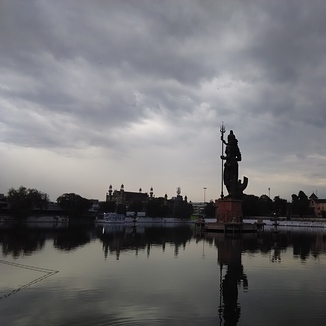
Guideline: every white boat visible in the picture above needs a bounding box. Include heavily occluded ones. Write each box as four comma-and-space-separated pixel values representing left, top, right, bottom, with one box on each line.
95, 213, 129, 224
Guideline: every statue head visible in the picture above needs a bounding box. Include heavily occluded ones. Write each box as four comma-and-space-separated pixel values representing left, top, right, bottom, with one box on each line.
228, 130, 237, 144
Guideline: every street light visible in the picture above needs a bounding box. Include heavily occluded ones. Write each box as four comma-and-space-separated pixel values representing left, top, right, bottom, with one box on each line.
202, 187, 207, 219
203, 187, 207, 203
268, 187, 271, 198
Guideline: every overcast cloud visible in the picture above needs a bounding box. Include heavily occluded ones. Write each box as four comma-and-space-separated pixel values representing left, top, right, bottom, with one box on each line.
1, 0, 326, 202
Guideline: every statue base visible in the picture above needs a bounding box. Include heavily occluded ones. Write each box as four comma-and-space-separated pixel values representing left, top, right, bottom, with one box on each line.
215, 198, 243, 223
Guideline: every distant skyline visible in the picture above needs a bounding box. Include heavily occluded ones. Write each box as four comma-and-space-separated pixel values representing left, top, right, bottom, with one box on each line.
1, 1, 326, 202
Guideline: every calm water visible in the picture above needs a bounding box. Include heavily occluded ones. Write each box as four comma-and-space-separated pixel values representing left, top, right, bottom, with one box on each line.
1, 223, 326, 326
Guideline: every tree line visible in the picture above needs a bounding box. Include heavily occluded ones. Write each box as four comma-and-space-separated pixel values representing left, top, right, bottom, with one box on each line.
1, 186, 315, 220
1, 186, 194, 219
203, 191, 312, 218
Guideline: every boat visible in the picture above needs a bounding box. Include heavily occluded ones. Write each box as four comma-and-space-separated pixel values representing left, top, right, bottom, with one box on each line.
95, 213, 129, 224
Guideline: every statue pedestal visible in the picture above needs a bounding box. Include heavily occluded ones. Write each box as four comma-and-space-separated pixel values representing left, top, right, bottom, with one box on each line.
215, 198, 243, 223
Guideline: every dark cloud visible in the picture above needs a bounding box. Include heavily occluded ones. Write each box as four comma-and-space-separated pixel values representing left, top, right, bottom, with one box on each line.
1, 0, 326, 200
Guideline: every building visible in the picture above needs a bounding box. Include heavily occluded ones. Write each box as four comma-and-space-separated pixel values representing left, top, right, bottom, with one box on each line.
106, 184, 154, 206
309, 193, 326, 218
104, 185, 192, 218
191, 202, 206, 216
0, 194, 9, 214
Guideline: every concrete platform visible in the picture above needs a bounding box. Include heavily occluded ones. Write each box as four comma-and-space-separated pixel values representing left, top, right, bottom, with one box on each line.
204, 222, 258, 233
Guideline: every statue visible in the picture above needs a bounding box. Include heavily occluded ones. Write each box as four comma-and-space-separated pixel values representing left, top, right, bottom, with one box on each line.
221, 129, 248, 198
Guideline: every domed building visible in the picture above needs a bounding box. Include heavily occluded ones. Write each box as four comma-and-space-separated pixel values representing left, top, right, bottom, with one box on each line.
106, 184, 152, 206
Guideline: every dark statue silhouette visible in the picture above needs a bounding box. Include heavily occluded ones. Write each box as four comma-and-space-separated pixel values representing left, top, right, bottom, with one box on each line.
221, 130, 248, 198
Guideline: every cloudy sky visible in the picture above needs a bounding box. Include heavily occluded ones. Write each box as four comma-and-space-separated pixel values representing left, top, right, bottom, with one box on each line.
1, 0, 326, 203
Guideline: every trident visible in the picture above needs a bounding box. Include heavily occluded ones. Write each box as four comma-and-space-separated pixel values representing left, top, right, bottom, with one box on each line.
220, 122, 226, 198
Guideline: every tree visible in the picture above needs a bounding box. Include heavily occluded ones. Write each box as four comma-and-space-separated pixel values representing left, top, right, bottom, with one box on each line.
242, 194, 260, 216
116, 203, 126, 215
173, 200, 193, 219
57, 193, 92, 218
204, 201, 216, 218
258, 195, 273, 216
145, 198, 174, 218
7, 186, 49, 219
272, 196, 287, 216
99, 201, 116, 213
146, 198, 163, 217
128, 200, 143, 214
291, 190, 310, 217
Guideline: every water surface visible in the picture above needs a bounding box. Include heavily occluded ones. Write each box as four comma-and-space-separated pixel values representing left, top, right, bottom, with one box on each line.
1, 224, 326, 325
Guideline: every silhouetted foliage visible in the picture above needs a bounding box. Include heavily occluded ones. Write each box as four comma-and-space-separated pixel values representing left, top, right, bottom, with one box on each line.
204, 201, 216, 218
242, 194, 260, 216
242, 194, 287, 217
57, 193, 92, 218
161, 204, 170, 217
128, 200, 143, 214
7, 186, 49, 219
116, 203, 126, 215
99, 201, 116, 213
258, 195, 273, 216
291, 190, 310, 217
273, 196, 287, 216
173, 200, 192, 219
146, 198, 165, 217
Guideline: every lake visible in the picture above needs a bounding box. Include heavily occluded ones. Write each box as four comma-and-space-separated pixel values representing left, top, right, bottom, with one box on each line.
1, 223, 326, 326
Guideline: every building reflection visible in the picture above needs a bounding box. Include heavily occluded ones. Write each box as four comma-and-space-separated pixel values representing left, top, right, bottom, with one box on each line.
1, 223, 326, 265
96, 224, 193, 260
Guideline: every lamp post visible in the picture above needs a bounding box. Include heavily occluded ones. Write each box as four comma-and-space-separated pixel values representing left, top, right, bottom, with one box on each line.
268, 187, 271, 198
220, 122, 226, 198
203, 187, 207, 219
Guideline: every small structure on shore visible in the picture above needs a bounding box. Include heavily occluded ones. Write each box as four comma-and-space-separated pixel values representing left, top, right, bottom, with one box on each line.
205, 123, 256, 233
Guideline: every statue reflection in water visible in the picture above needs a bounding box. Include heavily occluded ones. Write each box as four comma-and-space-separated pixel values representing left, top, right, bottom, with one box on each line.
216, 236, 248, 326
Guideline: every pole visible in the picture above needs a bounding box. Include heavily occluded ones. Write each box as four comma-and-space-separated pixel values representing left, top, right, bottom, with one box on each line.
220, 122, 226, 198
203, 187, 207, 203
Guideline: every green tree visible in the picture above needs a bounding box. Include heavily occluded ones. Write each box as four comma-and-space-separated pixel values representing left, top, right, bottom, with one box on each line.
7, 186, 49, 219
57, 193, 92, 218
